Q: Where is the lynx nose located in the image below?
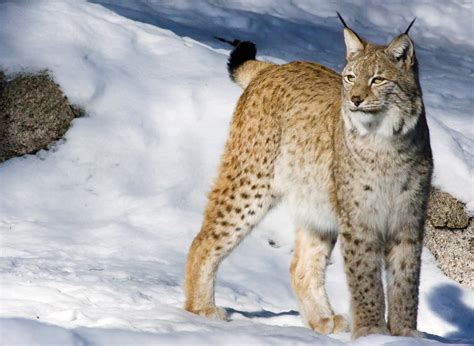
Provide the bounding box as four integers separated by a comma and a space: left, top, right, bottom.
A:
351, 95, 363, 107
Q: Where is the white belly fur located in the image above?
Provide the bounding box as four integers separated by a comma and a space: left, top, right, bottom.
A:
286, 187, 339, 234
274, 161, 339, 233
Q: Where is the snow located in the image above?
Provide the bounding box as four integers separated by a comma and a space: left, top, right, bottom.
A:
0, 0, 472, 344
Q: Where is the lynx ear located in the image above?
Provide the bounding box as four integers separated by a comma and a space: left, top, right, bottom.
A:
336, 13, 364, 60
386, 34, 415, 68
343, 28, 365, 60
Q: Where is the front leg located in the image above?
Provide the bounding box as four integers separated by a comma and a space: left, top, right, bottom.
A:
385, 225, 424, 337
339, 222, 389, 339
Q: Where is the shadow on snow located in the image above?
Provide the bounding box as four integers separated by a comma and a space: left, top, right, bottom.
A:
425, 283, 474, 344
226, 307, 299, 319
88, 1, 346, 70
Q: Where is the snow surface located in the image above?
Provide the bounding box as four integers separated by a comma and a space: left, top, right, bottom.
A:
0, 0, 472, 345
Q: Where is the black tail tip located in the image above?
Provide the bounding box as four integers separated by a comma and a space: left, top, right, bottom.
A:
227, 41, 257, 80
214, 36, 241, 47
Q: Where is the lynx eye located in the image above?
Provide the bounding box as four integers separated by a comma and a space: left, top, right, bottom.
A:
344, 74, 355, 83
371, 77, 386, 85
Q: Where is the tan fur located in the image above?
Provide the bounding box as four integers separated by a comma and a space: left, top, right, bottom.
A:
233, 60, 274, 88
185, 26, 432, 340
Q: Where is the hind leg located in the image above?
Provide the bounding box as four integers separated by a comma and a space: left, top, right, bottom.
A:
290, 226, 348, 334
184, 168, 277, 319
184, 68, 282, 319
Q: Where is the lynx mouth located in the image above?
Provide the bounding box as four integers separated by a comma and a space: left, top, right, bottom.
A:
349, 106, 382, 114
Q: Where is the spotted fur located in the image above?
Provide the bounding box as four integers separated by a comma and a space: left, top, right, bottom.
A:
185, 22, 432, 339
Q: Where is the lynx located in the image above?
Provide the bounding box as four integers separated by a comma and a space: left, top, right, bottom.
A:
184, 15, 432, 339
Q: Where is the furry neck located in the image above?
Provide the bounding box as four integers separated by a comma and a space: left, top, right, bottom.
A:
341, 104, 419, 140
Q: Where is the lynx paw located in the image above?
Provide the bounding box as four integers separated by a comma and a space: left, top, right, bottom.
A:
352, 325, 390, 339
391, 328, 425, 338
309, 314, 349, 334
185, 305, 228, 321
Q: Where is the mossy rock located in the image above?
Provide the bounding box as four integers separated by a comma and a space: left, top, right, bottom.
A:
0, 71, 83, 162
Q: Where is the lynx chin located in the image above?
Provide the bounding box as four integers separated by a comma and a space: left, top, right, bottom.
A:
184, 15, 432, 340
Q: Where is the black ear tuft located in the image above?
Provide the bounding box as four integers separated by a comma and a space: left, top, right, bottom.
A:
336, 12, 348, 28
404, 17, 417, 35
336, 13, 366, 60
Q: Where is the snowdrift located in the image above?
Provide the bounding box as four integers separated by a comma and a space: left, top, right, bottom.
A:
0, 0, 472, 344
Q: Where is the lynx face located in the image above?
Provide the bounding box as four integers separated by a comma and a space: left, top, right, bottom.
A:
341, 31, 422, 137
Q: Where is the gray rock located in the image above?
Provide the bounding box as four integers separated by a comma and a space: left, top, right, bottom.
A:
424, 220, 473, 288
426, 187, 470, 229
0, 71, 82, 162
424, 188, 472, 288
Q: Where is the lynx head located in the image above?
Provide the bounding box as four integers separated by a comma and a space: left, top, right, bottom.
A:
338, 14, 423, 137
